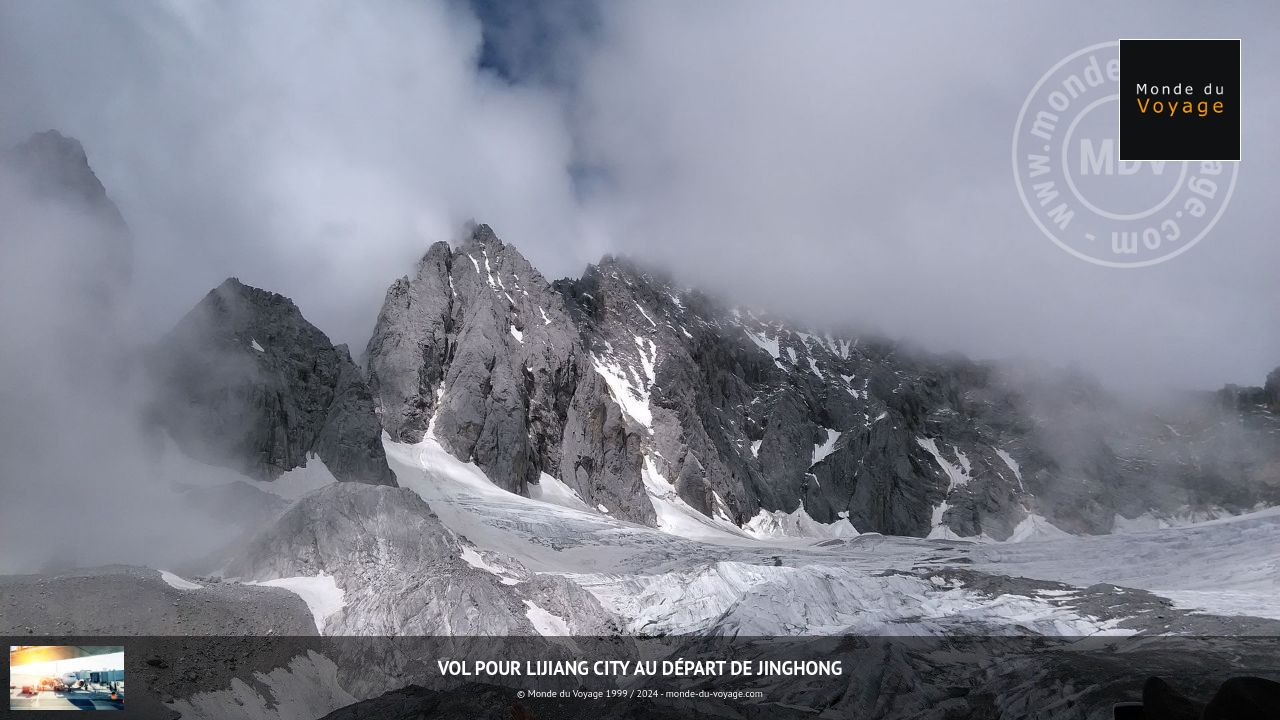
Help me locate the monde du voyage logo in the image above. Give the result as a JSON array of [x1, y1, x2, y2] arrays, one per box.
[[1012, 40, 1240, 268]]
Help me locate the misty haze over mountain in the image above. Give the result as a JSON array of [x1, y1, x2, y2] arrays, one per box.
[[0, 0, 1276, 393]]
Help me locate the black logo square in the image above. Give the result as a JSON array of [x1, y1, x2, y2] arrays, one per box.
[[1119, 39, 1240, 161]]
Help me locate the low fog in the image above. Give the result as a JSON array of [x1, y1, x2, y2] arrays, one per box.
[[0, 2, 1277, 571], [0, 164, 264, 573]]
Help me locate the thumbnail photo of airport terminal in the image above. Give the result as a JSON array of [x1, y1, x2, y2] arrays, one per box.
[[9, 646, 124, 711]]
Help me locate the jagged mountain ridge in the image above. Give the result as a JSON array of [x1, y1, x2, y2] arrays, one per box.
[[366, 224, 1280, 539]]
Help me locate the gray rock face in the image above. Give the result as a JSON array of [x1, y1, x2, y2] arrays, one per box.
[[551, 257, 999, 536], [364, 242, 455, 442], [223, 482, 619, 635], [151, 278, 396, 486], [560, 367, 653, 525], [366, 224, 654, 522], [367, 225, 1280, 538]]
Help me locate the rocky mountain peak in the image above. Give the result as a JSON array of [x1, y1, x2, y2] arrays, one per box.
[[150, 278, 396, 487], [4, 130, 126, 231], [459, 221, 503, 249], [7, 131, 96, 198], [202, 277, 298, 327]]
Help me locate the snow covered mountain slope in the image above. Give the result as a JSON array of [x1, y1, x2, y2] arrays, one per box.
[[204, 432, 1280, 638], [966, 505, 1280, 620], [220, 480, 620, 636]]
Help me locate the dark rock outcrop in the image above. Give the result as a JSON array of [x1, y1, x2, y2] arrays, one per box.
[[151, 278, 396, 486], [1219, 366, 1280, 414]]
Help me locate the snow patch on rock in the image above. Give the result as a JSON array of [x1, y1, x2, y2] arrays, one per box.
[[918, 437, 974, 535], [741, 503, 858, 540], [744, 329, 785, 370], [592, 353, 652, 429], [811, 429, 841, 465], [642, 456, 746, 540], [523, 600, 571, 636], [268, 457, 341, 500], [160, 570, 203, 590], [528, 472, 593, 513], [1008, 514, 1072, 543], [249, 574, 345, 633], [633, 303, 657, 327], [995, 448, 1024, 490]]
